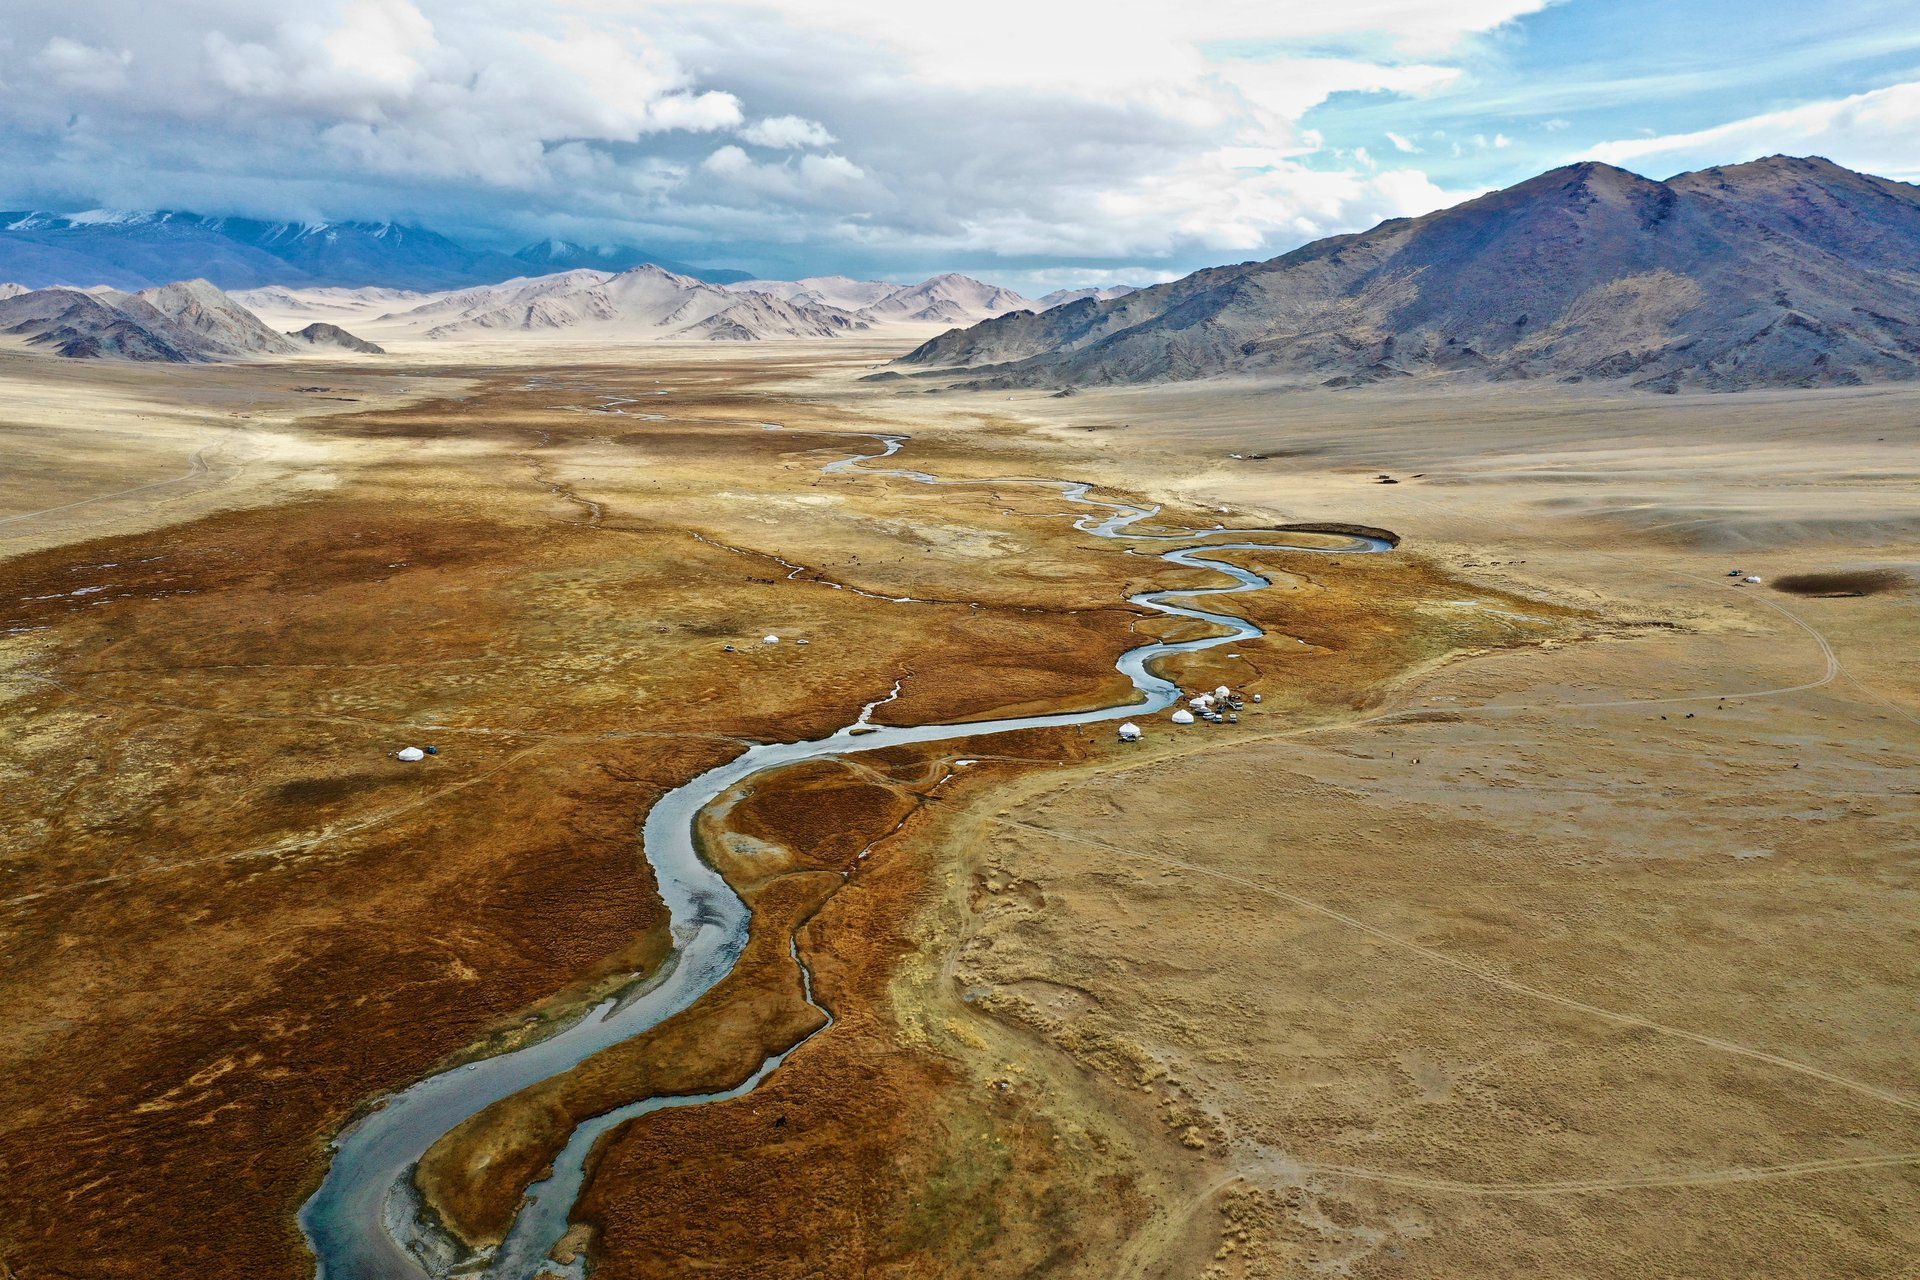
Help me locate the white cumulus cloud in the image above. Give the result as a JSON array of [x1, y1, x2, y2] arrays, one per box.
[[702, 143, 868, 204], [33, 36, 132, 90], [739, 114, 835, 148], [0, 0, 1553, 276], [1586, 80, 1920, 181]]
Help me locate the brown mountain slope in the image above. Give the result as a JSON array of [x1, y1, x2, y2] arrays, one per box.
[[136, 278, 300, 357], [0, 278, 375, 361], [289, 321, 386, 353], [894, 156, 1920, 392]]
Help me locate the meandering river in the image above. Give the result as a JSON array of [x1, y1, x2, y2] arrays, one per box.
[[300, 428, 1392, 1278]]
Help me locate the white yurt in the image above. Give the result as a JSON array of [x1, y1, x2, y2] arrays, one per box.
[[1117, 722, 1143, 742], [396, 746, 426, 762], [1170, 708, 1196, 725], [763, 634, 781, 644]]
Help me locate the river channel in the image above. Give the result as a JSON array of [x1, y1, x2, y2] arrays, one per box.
[[300, 428, 1392, 1278]]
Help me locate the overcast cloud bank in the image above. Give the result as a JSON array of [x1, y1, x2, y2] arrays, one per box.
[[4, 1, 1917, 286]]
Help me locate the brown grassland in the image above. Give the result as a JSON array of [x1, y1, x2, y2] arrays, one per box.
[[1, 340, 1916, 1279]]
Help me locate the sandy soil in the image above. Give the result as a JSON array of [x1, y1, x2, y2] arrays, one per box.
[[1, 342, 1914, 1279], [896, 377, 1920, 1278], [0, 340, 472, 559]]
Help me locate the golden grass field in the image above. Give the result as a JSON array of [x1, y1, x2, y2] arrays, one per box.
[[1, 337, 1915, 1279]]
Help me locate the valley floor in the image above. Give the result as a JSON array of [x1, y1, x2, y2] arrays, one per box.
[[0, 345, 1915, 1278]]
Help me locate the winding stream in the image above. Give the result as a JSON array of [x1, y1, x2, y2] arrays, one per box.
[[299, 429, 1392, 1279]]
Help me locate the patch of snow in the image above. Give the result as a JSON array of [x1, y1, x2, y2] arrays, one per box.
[[64, 209, 159, 227]]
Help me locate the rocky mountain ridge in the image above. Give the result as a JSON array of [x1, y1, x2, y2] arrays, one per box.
[[240, 266, 1070, 342], [258, 264, 872, 342], [724, 272, 1048, 325], [0, 278, 319, 361], [0, 263, 1134, 359], [893, 156, 1920, 393]]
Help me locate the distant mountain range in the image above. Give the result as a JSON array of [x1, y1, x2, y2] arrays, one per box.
[[726, 275, 908, 311], [896, 155, 1920, 393], [857, 273, 1035, 325], [1033, 285, 1139, 309], [344, 265, 868, 341], [237, 267, 1058, 345], [721, 273, 1071, 323], [0, 253, 1122, 363], [0, 211, 749, 291]]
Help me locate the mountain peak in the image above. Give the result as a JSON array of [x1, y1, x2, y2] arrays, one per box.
[[616, 262, 701, 285], [1510, 160, 1665, 200], [142, 277, 227, 302], [1677, 153, 1839, 179]]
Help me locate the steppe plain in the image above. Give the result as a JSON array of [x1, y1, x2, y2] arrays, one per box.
[[1, 335, 1916, 1280]]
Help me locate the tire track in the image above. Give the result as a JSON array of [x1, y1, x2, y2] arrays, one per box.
[[995, 818, 1920, 1116], [1300, 1150, 1920, 1195]]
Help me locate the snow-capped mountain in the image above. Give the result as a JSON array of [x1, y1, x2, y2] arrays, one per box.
[[0, 210, 746, 291], [205, 217, 525, 289], [0, 211, 320, 291]]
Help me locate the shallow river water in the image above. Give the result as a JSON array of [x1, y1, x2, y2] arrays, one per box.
[[299, 429, 1391, 1278]]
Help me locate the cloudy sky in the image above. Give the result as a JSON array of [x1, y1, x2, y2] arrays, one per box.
[[4, 0, 1918, 288]]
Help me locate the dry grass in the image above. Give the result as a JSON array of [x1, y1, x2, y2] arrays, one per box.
[[3, 346, 1915, 1280]]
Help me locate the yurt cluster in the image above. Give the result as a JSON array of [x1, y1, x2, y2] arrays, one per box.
[[1117, 684, 1260, 743]]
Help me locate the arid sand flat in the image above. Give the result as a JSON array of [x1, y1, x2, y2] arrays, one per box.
[[906, 383, 1920, 1277], [0, 343, 470, 557]]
